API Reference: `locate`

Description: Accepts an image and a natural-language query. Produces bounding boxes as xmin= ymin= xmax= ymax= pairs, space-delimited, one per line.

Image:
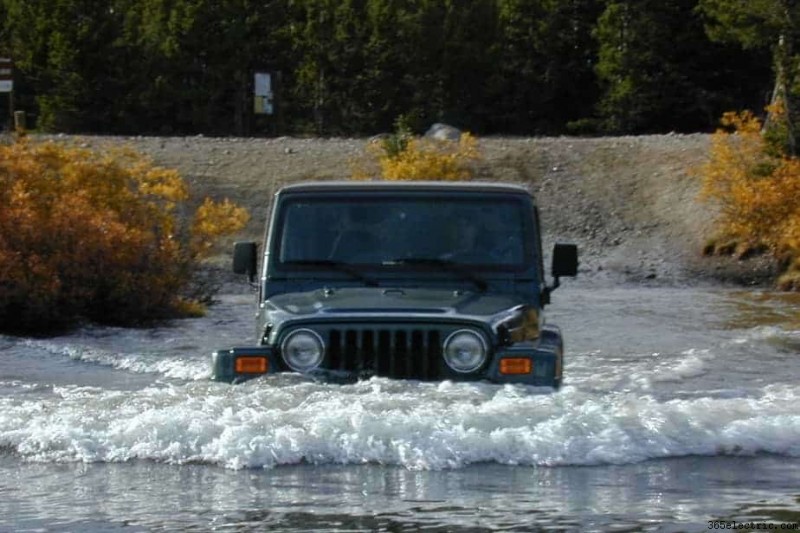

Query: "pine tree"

xmin=699 ymin=0 xmax=800 ymax=154
xmin=595 ymin=0 xmax=770 ymax=133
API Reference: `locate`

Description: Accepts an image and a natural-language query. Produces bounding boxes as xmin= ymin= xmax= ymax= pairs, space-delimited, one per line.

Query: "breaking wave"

xmin=2 ymin=288 xmax=798 ymax=471
xmin=1 ymin=376 xmax=798 ymax=470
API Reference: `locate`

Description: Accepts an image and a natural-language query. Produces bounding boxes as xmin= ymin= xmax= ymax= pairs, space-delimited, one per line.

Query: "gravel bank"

xmin=30 ymin=132 xmax=777 ymax=288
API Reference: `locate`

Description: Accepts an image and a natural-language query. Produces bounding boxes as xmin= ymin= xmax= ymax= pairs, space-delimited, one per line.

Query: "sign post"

xmin=253 ymin=72 xmax=274 ymax=115
xmin=0 ymin=57 xmax=14 ymax=128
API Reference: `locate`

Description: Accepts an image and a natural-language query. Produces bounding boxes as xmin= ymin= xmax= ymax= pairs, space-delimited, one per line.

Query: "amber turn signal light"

xmin=499 ymin=357 xmax=532 ymax=375
xmin=235 ymin=356 xmax=268 ymax=374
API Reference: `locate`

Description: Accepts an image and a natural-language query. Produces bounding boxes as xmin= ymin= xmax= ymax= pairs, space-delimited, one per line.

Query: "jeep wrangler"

xmin=212 ymin=181 xmax=577 ymax=387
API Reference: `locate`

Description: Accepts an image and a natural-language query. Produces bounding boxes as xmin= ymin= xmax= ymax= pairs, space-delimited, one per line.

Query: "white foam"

xmin=565 ymin=348 xmax=712 ymax=394
xmin=648 ymin=349 xmax=709 ymax=383
xmin=20 ymin=340 xmax=209 ymax=381
xmin=1 ymin=378 xmax=798 ymax=470
xmin=730 ymin=326 xmax=800 ymax=345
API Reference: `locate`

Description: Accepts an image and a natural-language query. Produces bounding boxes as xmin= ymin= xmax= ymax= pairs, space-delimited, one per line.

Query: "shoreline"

xmin=13 ymin=132 xmax=783 ymax=290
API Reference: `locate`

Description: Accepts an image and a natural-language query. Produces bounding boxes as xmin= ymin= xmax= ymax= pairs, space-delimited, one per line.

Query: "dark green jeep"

xmin=212 ymin=181 xmax=577 ymax=388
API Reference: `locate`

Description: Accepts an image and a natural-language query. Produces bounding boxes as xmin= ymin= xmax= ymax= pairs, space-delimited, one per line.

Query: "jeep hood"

xmin=265 ymin=287 xmax=525 ymax=318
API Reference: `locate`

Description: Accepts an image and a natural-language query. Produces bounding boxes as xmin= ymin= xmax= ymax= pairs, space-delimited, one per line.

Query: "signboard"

xmin=254 ymin=72 xmax=273 ymax=115
xmin=0 ymin=58 xmax=13 ymax=93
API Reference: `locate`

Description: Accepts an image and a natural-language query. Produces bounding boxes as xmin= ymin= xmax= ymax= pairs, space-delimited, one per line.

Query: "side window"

xmin=533 ymin=206 xmax=545 ymax=282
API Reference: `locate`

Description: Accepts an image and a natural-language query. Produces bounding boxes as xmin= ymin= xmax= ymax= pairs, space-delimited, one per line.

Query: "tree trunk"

xmin=765 ymin=34 xmax=797 ymax=156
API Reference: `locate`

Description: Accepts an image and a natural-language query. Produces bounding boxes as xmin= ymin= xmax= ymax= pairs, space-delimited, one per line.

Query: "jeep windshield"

xmin=274 ymin=194 xmax=531 ymax=271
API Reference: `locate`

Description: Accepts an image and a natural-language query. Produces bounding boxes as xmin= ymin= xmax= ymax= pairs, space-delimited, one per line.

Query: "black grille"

xmin=327 ymin=327 xmax=443 ymax=380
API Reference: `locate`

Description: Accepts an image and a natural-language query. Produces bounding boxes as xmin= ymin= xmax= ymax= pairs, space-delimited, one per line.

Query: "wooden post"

xmin=2 ymin=94 xmax=9 ymax=132
xmin=14 ymin=110 xmax=25 ymax=132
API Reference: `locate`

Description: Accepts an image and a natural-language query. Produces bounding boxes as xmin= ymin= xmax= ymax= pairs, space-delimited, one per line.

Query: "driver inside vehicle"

xmin=440 ymin=216 xmax=487 ymax=261
xmin=442 ymin=213 xmax=523 ymax=265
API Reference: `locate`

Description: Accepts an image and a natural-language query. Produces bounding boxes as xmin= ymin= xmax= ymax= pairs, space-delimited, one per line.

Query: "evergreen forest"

xmin=0 ymin=0 xmax=794 ymax=137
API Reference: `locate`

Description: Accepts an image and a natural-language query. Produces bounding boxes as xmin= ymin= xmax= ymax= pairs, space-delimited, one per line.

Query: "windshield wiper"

xmin=385 ymin=258 xmax=488 ymax=292
xmin=283 ymin=260 xmax=379 ymax=287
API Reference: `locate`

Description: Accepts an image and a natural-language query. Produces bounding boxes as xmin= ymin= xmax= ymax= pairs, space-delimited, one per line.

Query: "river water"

xmin=1 ymin=280 xmax=799 ymax=532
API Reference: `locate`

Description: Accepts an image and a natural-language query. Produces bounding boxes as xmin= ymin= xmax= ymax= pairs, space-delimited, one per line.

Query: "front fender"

xmin=212 ymin=346 xmax=278 ymax=383
xmin=485 ymin=324 xmax=564 ymax=388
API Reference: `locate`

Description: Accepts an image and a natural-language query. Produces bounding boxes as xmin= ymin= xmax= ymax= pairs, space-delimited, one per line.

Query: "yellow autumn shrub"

xmin=699 ymin=107 xmax=800 ymax=290
xmin=352 ymin=130 xmax=481 ymax=181
xmin=0 ymin=138 xmax=249 ymax=331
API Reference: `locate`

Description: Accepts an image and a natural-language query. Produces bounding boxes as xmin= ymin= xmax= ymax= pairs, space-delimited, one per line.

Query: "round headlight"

xmin=281 ymin=329 xmax=324 ymax=372
xmin=443 ymin=329 xmax=488 ymax=373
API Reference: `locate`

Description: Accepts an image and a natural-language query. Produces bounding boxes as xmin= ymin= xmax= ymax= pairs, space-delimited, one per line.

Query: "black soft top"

xmin=278 ymin=181 xmax=533 ymax=196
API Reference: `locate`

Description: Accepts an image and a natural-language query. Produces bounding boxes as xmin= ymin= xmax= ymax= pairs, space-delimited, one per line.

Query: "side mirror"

xmin=552 ymin=243 xmax=578 ymax=278
xmin=233 ymin=241 xmax=258 ymax=282
xmin=542 ymin=243 xmax=578 ymax=305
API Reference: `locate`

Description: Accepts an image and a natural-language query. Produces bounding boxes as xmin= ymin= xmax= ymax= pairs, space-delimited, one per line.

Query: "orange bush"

xmin=0 ymin=138 xmax=248 ymax=330
xmin=699 ymin=108 xmax=800 ymax=290
xmin=352 ymin=131 xmax=481 ymax=181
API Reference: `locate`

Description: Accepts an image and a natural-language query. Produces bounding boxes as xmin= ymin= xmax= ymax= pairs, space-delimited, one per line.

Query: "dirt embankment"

xmin=33 ymin=133 xmax=777 ymax=287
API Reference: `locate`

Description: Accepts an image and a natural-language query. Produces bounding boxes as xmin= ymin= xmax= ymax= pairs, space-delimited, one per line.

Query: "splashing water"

xmin=2 ymin=289 xmax=799 ymax=470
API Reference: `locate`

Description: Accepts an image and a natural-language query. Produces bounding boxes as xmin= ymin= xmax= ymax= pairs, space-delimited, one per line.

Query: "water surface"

xmin=1 ymin=284 xmax=799 ymax=531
